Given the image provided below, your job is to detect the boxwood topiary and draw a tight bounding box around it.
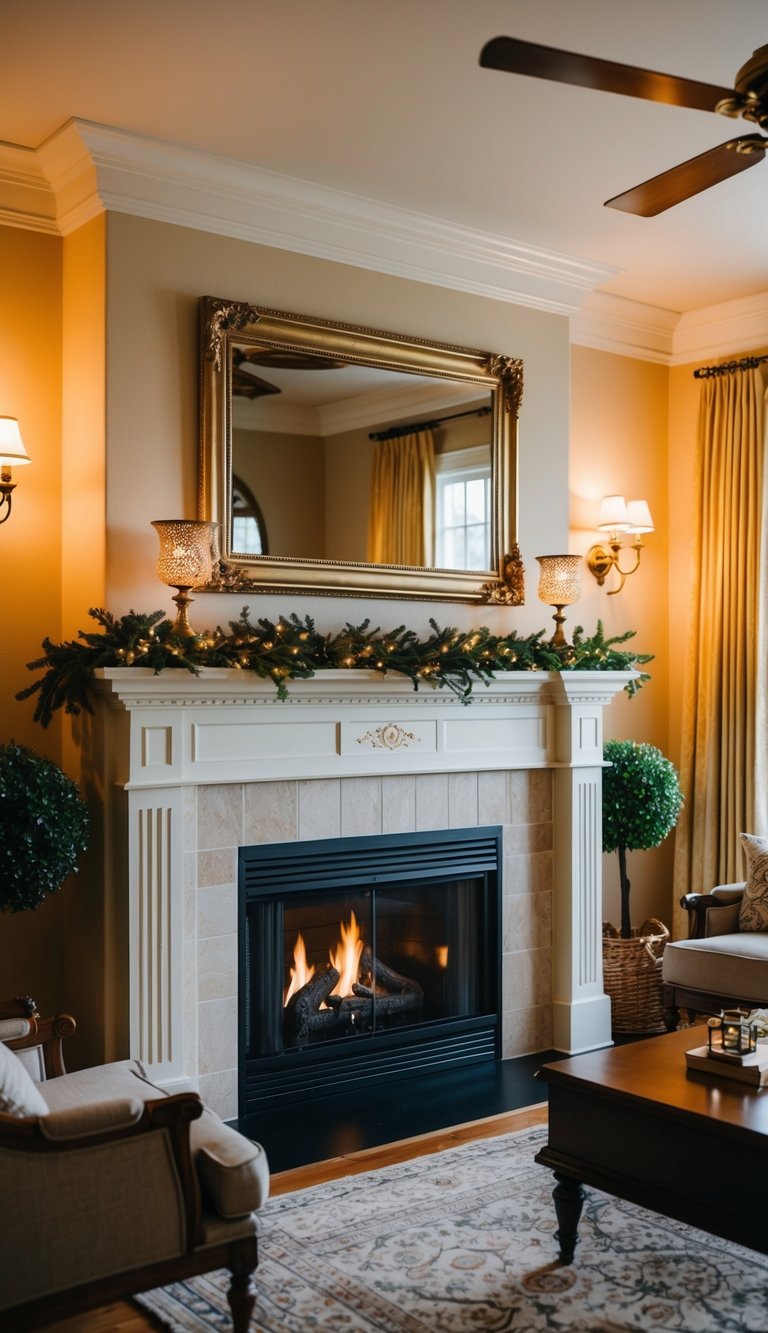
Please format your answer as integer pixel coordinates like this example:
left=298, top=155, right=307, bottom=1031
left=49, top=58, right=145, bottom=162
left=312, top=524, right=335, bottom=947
left=0, top=741, right=89, bottom=913
left=602, top=739, right=683, bottom=939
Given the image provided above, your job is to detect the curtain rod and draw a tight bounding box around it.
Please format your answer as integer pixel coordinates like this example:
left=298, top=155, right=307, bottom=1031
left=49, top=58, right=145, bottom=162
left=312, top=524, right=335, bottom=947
left=693, top=354, right=768, bottom=379
left=368, top=404, right=491, bottom=442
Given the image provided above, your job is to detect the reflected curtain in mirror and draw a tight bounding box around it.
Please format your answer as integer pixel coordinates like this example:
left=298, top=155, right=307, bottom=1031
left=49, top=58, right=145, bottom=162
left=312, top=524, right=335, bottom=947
left=367, top=430, right=435, bottom=565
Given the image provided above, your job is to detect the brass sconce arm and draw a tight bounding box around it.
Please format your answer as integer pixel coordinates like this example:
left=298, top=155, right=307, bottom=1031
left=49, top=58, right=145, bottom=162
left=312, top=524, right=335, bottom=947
left=0, top=467, right=17, bottom=525
left=0, top=417, right=31, bottom=526
left=586, top=536, right=645, bottom=595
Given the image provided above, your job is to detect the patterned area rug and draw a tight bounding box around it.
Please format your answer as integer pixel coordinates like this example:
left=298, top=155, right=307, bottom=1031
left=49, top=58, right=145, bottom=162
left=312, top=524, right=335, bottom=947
left=137, top=1125, right=768, bottom=1331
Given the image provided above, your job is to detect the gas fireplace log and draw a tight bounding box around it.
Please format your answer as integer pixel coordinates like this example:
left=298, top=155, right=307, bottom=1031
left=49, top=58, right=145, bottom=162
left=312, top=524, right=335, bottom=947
left=358, top=946, right=423, bottom=999
left=284, top=965, right=340, bottom=1043
left=351, top=988, right=421, bottom=1017
left=284, top=949, right=425, bottom=1044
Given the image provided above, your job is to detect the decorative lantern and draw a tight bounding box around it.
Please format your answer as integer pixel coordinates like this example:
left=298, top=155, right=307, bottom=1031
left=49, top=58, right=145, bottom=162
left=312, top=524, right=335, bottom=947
left=707, top=1010, right=758, bottom=1057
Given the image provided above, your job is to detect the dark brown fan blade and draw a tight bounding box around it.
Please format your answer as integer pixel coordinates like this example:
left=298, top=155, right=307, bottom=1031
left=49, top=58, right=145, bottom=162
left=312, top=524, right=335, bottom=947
left=479, top=37, right=738, bottom=113
left=605, top=136, right=766, bottom=215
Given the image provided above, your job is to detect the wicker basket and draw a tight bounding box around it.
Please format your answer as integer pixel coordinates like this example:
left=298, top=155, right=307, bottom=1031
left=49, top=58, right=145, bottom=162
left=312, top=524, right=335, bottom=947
left=602, top=917, right=670, bottom=1034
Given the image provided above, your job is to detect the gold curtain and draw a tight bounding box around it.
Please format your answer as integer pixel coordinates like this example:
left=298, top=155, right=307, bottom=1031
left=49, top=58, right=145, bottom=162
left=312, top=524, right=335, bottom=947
left=367, top=430, right=435, bottom=565
left=672, top=367, right=765, bottom=936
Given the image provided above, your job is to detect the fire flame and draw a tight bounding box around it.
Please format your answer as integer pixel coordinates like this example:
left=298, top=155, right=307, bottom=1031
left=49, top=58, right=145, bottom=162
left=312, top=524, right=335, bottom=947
left=328, top=910, right=365, bottom=999
left=284, top=911, right=365, bottom=1007
left=283, top=931, right=315, bottom=1005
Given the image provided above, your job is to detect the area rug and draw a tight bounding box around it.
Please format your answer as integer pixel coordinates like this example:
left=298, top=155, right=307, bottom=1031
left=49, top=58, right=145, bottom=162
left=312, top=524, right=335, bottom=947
left=137, top=1125, right=768, bottom=1332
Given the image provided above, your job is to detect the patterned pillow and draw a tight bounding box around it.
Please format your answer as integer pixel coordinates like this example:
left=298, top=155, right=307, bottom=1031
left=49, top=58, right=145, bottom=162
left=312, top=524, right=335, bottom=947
left=738, top=833, right=768, bottom=931
left=0, top=1038, right=49, bottom=1117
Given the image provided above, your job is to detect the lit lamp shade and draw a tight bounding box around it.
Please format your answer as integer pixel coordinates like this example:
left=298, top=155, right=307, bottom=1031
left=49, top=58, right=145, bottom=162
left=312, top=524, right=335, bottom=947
left=536, top=554, right=583, bottom=607
left=0, top=416, right=31, bottom=468
left=625, top=499, right=655, bottom=534
left=596, top=494, right=630, bottom=533
left=151, top=520, right=215, bottom=589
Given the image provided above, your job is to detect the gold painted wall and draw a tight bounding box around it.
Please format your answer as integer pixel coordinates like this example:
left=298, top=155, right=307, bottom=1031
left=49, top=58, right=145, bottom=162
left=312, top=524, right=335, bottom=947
left=569, top=345, right=672, bottom=931
left=0, top=225, right=65, bottom=1012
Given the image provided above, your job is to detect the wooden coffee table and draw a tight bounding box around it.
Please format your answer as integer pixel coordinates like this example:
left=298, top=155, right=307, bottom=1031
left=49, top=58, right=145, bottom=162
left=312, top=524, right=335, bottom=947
left=535, top=1026, right=768, bottom=1262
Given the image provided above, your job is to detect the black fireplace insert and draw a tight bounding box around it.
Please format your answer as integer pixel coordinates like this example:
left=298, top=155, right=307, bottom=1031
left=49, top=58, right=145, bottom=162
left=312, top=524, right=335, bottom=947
left=238, top=826, right=502, bottom=1118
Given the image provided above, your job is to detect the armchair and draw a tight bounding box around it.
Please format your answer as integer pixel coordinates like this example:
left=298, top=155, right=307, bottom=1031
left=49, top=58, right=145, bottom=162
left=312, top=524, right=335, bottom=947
left=661, top=882, right=768, bottom=1028
left=0, top=996, right=269, bottom=1332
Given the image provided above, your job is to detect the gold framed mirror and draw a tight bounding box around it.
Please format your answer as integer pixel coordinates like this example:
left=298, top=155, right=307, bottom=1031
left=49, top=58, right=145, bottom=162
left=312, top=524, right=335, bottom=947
left=198, top=296, right=524, bottom=603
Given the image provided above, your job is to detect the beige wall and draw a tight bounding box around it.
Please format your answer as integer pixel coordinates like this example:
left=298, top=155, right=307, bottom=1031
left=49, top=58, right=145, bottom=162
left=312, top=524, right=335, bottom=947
left=0, top=226, right=65, bottom=1013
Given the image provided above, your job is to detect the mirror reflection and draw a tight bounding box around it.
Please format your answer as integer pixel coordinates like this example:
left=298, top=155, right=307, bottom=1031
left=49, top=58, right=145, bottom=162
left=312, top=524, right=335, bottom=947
left=231, top=350, right=492, bottom=570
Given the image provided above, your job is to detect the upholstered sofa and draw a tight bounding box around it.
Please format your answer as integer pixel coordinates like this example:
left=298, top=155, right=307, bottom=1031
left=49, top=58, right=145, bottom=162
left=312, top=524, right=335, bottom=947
left=0, top=997, right=269, bottom=1332
left=662, top=882, right=768, bottom=1028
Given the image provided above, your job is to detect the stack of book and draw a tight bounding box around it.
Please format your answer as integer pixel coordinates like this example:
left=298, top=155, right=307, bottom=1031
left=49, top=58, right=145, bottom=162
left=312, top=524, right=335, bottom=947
left=685, top=1043, right=768, bottom=1087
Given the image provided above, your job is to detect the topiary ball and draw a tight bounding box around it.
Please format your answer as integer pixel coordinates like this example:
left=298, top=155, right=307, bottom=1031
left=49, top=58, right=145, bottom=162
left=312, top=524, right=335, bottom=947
left=0, top=742, right=89, bottom=913
left=602, top=738, right=683, bottom=855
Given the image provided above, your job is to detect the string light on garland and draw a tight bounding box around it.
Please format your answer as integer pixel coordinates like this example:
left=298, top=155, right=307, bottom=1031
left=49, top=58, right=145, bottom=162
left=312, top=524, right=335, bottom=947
left=16, top=607, right=652, bottom=730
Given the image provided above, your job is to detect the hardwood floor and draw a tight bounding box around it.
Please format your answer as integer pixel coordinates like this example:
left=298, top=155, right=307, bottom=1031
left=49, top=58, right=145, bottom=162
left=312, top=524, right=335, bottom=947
left=39, top=1102, right=547, bottom=1331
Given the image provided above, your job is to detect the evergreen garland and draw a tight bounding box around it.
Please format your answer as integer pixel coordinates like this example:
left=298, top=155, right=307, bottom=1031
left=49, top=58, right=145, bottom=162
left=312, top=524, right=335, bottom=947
left=16, top=607, right=653, bottom=730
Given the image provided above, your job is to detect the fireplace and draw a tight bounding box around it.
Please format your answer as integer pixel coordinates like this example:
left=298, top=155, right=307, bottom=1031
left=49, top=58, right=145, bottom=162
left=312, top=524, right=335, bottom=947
left=89, top=666, right=629, bottom=1120
left=239, top=827, right=501, bottom=1119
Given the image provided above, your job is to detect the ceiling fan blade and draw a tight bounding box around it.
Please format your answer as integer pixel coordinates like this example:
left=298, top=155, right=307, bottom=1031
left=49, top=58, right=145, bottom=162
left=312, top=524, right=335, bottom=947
left=479, top=37, right=738, bottom=113
left=604, top=136, right=766, bottom=215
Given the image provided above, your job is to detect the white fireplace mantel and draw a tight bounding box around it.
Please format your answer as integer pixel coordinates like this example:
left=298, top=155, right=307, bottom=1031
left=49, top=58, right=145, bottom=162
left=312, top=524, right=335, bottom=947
left=92, top=667, right=634, bottom=1099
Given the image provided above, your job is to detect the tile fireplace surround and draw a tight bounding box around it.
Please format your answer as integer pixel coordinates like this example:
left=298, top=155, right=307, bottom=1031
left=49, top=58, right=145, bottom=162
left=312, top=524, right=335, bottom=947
left=92, top=667, right=632, bottom=1121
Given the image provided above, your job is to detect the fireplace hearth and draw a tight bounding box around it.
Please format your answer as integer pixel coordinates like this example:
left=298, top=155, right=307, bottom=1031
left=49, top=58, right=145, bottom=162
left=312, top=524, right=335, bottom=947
left=238, top=827, right=502, bottom=1120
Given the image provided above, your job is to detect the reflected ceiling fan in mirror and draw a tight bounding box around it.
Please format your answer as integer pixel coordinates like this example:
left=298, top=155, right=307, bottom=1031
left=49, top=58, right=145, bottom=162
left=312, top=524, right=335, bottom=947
left=479, top=36, right=768, bottom=214
left=232, top=347, right=349, bottom=399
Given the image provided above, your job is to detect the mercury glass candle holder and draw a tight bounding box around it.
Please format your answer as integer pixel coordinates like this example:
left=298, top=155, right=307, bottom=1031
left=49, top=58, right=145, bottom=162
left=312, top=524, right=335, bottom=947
left=536, top=554, right=583, bottom=648
left=151, top=519, right=216, bottom=638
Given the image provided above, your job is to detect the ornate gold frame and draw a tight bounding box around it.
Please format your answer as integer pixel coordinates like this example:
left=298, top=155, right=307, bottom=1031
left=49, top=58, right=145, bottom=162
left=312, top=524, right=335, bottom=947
left=198, top=296, right=524, bottom=603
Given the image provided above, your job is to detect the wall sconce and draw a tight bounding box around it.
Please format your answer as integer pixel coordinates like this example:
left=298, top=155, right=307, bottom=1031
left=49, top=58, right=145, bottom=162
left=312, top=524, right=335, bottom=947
left=586, top=494, right=654, bottom=595
left=536, top=554, right=583, bottom=648
left=0, top=417, right=31, bottom=525
left=151, top=519, right=217, bottom=638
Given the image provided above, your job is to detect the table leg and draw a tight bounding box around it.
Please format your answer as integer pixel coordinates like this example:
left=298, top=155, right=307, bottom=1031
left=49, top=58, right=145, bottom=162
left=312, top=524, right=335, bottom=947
left=552, top=1171, right=586, bottom=1263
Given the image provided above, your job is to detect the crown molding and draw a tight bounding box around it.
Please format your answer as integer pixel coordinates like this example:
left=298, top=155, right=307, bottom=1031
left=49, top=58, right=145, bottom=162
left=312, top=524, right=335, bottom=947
left=0, top=141, right=58, bottom=232
left=670, top=290, right=768, bottom=365
left=570, top=292, right=678, bottom=364
left=3, top=118, right=618, bottom=314
left=571, top=288, right=768, bottom=365
left=2, top=119, right=766, bottom=363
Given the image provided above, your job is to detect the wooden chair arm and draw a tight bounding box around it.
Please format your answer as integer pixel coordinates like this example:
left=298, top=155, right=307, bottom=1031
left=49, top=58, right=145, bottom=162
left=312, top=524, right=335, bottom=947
left=5, top=1012, right=76, bottom=1078
left=679, top=889, right=744, bottom=940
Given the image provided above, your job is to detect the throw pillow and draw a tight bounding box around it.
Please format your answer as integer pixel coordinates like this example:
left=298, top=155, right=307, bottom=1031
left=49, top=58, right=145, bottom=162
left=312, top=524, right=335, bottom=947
left=0, top=1038, right=49, bottom=1117
left=738, top=832, right=768, bottom=932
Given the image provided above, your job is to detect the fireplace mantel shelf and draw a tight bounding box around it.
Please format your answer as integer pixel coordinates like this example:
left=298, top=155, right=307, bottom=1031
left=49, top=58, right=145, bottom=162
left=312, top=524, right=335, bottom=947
left=94, top=667, right=635, bottom=708
left=93, top=668, right=634, bottom=789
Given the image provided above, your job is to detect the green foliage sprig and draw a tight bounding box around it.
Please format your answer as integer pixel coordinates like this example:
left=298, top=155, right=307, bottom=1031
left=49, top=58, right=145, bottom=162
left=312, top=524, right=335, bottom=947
left=17, top=607, right=653, bottom=730
left=0, top=742, right=90, bottom=913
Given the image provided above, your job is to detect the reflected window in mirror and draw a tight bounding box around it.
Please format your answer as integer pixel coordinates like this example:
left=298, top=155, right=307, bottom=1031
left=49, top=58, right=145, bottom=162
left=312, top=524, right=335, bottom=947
left=232, top=475, right=268, bottom=555
left=435, top=445, right=491, bottom=570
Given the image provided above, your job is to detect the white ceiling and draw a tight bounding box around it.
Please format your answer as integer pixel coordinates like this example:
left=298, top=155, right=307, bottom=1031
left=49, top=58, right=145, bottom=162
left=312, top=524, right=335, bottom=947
left=3, top=0, right=768, bottom=313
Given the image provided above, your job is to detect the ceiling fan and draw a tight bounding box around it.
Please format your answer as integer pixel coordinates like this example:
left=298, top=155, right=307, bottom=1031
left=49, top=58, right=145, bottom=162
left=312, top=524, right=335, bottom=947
left=479, top=36, right=768, bottom=214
